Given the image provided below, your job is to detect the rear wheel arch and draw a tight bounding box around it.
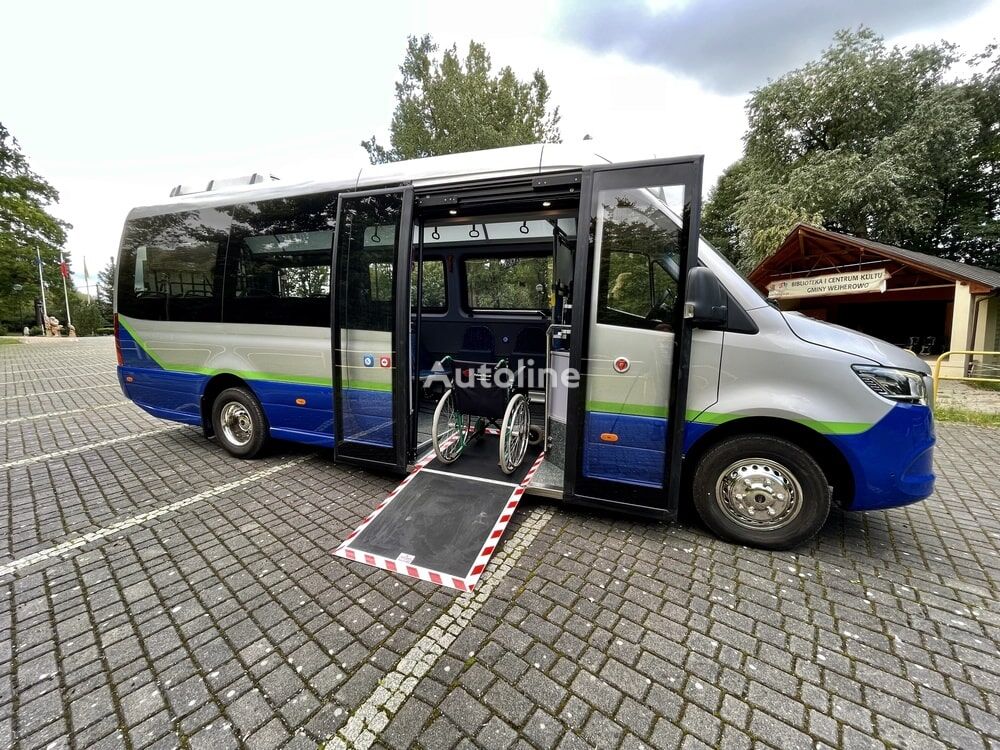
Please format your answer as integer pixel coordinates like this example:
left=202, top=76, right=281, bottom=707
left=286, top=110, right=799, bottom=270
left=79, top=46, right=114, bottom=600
left=200, top=374, right=259, bottom=437
left=683, top=416, right=855, bottom=509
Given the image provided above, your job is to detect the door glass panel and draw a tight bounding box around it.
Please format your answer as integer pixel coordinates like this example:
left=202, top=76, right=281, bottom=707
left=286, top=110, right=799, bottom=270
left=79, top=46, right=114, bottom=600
left=335, top=194, right=402, bottom=448
left=582, top=182, right=686, bottom=490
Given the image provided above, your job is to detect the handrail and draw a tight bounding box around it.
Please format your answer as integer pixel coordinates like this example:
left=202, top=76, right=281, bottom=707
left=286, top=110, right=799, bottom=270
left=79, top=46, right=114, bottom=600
left=931, top=350, right=1000, bottom=406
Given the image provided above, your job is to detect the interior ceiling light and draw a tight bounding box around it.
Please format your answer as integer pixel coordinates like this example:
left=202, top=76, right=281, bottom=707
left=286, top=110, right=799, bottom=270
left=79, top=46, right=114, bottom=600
left=448, top=209, right=458, bottom=215
left=542, top=201, right=552, bottom=207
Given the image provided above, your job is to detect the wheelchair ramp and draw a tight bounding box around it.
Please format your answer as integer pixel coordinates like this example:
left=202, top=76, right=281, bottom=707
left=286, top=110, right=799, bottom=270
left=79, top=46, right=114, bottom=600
left=334, top=437, right=544, bottom=592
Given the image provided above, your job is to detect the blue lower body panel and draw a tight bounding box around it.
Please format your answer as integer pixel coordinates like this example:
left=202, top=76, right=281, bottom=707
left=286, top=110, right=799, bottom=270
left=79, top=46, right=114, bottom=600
left=341, top=388, right=393, bottom=447
left=119, top=368, right=207, bottom=426
left=582, top=412, right=714, bottom=488
left=829, top=403, right=935, bottom=510
left=117, top=366, right=394, bottom=449
left=245, top=380, right=336, bottom=447
left=582, top=404, right=935, bottom=512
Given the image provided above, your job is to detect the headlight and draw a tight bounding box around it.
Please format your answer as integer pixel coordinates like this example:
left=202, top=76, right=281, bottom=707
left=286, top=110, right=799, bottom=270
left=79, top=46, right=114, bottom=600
left=852, top=366, right=927, bottom=404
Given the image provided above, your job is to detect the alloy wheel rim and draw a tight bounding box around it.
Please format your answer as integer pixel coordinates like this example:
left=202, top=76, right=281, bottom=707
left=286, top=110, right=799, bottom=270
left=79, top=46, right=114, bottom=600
left=220, top=402, right=253, bottom=447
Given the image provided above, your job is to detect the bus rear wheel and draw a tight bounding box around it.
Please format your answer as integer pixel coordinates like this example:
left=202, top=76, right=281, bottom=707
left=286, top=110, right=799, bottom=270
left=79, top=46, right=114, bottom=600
left=211, top=387, right=269, bottom=458
left=692, top=434, right=830, bottom=550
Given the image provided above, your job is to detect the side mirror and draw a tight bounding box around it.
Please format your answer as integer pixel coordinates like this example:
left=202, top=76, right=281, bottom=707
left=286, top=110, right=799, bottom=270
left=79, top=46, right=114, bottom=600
left=684, top=267, right=728, bottom=328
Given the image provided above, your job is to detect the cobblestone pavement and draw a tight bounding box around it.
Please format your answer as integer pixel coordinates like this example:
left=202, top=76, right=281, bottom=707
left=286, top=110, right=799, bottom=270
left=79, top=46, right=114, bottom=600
left=2, top=338, right=1000, bottom=750
left=934, top=380, right=1000, bottom=414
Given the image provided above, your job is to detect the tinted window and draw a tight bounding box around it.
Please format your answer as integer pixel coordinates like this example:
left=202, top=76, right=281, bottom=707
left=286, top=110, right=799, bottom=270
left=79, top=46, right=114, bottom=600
left=411, top=259, right=447, bottom=312
left=464, top=256, right=551, bottom=311
left=224, top=193, right=337, bottom=326
left=337, top=218, right=397, bottom=331
left=117, top=208, right=231, bottom=322
left=595, top=189, right=680, bottom=330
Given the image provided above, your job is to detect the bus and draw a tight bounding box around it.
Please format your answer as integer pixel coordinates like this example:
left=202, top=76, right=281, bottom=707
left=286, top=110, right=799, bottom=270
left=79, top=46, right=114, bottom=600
left=114, top=143, right=935, bottom=550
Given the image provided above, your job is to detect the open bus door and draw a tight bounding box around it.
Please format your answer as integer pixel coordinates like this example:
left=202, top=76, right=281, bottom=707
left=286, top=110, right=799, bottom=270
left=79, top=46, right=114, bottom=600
left=331, top=187, right=414, bottom=473
left=564, top=157, right=704, bottom=520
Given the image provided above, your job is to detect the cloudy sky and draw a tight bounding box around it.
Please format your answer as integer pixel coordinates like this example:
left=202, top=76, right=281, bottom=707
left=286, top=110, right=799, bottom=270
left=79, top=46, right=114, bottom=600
left=3, top=0, right=998, bottom=291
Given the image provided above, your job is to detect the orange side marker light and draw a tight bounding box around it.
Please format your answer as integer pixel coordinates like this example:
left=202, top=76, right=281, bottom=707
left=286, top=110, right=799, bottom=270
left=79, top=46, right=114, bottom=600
left=295, top=398, right=307, bottom=406
left=599, top=433, right=619, bottom=443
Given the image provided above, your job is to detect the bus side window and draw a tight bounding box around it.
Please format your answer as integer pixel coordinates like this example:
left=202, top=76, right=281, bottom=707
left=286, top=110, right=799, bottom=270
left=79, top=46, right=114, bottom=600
left=224, top=193, right=338, bottom=326
left=410, top=259, right=447, bottom=313
left=117, top=208, right=231, bottom=322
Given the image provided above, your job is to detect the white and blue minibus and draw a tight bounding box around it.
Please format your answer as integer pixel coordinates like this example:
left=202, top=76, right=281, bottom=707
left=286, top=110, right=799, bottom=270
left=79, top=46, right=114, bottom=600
left=114, top=144, right=935, bottom=549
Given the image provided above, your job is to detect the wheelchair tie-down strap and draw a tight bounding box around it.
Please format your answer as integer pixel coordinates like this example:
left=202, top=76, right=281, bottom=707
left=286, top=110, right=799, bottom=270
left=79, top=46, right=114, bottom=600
left=332, top=444, right=545, bottom=592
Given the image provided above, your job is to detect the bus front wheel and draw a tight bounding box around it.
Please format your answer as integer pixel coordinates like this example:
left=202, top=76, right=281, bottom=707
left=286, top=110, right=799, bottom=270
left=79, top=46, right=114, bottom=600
left=211, top=387, right=269, bottom=458
left=692, top=434, right=830, bottom=550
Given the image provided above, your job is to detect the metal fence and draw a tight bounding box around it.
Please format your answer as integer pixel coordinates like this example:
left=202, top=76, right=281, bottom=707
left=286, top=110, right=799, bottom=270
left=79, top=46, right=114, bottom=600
left=932, top=350, right=1000, bottom=406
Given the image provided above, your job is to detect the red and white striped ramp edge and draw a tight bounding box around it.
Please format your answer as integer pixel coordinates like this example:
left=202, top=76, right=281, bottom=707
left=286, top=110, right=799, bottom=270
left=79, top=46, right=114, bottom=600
left=333, top=447, right=546, bottom=592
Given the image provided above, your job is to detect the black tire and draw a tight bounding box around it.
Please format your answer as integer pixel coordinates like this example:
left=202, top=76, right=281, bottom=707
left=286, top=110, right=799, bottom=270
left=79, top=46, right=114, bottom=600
left=691, top=434, right=830, bottom=550
left=211, top=387, right=269, bottom=458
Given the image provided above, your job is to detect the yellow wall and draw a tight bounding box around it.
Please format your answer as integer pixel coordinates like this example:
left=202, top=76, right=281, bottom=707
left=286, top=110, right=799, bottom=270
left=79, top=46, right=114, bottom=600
left=941, top=284, right=1000, bottom=377
left=942, top=282, right=973, bottom=377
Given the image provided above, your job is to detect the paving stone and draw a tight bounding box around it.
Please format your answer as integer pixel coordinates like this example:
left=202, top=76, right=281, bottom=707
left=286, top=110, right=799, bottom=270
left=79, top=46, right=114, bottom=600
left=4, top=341, right=1000, bottom=750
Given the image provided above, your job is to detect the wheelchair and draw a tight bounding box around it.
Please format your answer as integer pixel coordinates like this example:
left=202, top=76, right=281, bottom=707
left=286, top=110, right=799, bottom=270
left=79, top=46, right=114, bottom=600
left=431, top=357, right=530, bottom=474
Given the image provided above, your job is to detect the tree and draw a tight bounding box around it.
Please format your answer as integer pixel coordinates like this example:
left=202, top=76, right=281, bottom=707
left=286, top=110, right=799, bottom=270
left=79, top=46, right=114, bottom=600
left=96, top=257, right=116, bottom=323
left=703, top=28, right=1000, bottom=271
left=700, top=160, right=755, bottom=270
left=362, top=35, right=561, bottom=164
left=0, top=122, right=73, bottom=327
left=69, top=293, right=105, bottom=336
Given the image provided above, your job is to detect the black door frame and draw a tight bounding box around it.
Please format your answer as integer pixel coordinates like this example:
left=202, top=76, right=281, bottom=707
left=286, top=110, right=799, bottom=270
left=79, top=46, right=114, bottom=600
left=563, top=157, right=704, bottom=520
left=331, top=186, right=414, bottom=473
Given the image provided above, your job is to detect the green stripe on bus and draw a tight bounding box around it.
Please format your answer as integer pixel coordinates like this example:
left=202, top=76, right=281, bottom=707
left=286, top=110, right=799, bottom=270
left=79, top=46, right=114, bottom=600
left=119, top=319, right=397, bottom=391
left=586, top=401, right=872, bottom=436
left=117, top=317, right=169, bottom=369
left=342, top=379, right=392, bottom=392
left=585, top=400, right=668, bottom=418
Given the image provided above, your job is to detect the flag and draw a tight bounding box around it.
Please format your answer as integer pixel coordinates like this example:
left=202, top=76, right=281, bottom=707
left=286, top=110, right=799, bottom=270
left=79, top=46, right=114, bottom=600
left=59, top=257, right=69, bottom=279
left=83, top=257, right=90, bottom=285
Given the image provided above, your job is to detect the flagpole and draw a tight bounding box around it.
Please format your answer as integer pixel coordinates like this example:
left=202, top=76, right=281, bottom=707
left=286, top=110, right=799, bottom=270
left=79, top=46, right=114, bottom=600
left=60, top=250, right=73, bottom=330
left=36, top=246, right=49, bottom=334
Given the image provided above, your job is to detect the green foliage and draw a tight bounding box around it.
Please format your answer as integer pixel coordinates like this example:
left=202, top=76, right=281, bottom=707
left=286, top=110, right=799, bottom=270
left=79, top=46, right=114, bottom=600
left=933, top=405, right=1000, bottom=427
left=0, top=122, right=74, bottom=325
left=412, top=260, right=446, bottom=310
left=362, top=35, right=561, bottom=164
left=703, top=28, right=1000, bottom=272
left=96, top=257, right=116, bottom=322
left=68, top=294, right=105, bottom=336
left=465, top=256, right=551, bottom=310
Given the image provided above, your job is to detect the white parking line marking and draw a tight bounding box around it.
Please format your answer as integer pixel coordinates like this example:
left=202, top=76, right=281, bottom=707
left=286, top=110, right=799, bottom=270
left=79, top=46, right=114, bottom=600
left=0, top=361, right=112, bottom=375
left=0, top=425, right=185, bottom=470
left=0, top=401, right=130, bottom=427
left=1, top=384, right=118, bottom=401
left=330, top=506, right=554, bottom=749
left=0, top=370, right=118, bottom=386
left=0, top=455, right=312, bottom=578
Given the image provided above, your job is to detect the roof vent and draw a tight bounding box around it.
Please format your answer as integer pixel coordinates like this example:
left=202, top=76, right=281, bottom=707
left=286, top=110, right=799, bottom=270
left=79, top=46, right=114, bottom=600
left=169, top=173, right=279, bottom=197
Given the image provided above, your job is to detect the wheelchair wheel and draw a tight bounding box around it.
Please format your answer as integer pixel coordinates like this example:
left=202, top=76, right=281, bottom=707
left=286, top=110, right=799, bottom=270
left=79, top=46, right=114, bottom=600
left=432, top=389, right=472, bottom=464
left=499, top=393, right=530, bottom=474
